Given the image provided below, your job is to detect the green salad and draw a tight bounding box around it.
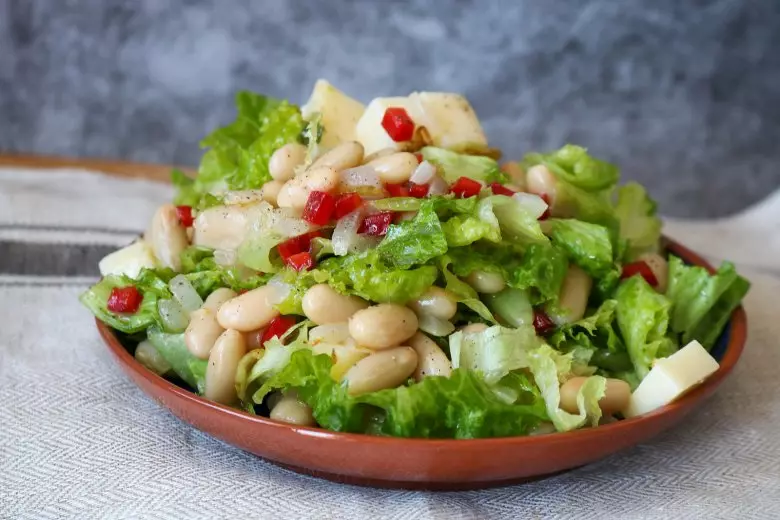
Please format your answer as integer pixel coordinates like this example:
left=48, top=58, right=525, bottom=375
left=82, top=80, right=750, bottom=439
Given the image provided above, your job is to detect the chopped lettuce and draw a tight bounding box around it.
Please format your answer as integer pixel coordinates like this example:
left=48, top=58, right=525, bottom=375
left=377, top=200, right=448, bottom=268
left=549, top=219, right=614, bottom=277
left=251, top=349, right=547, bottom=438
left=507, top=243, right=568, bottom=305
left=438, top=255, right=497, bottom=323
left=483, top=288, right=533, bottom=328
left=666, top=257, right=750, bottom=349
left=147, top=326, right=208, bottom=394
left=524, top=144, right=618, bottom=191
left=487, top=195, right=549, bottom=247
left=420, top=147, right=508, bottom=184
left=615, top=275, right=676, bottom=379
left=449, top=325, right=542, bottom=384
left=615, top=183, right=662, bottom=261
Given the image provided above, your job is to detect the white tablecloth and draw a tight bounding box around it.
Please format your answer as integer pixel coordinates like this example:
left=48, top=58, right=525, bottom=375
left=2, top=167, right=778, bottom=520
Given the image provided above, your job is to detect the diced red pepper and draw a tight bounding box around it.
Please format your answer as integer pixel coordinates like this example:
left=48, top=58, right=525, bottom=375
left=532, top=309, right=556, bottom=336
left=490, top=182, right=515, bottom=197
left=334, top=192, right=364, bottom=219
left=408, top=182, right=430, bottom=198
left=385, top=183, right=410, bottom=198
left=450, top=176, right=482, bottom=198
left=414, top=152, right=423, bottom=163
left=538, top=193, right=551, bottom=220
left=381, top=107, right=415, bottom=142
left=285, top=251, right=314, bottom=271
left=261, top=316, right=298, bottom=345
left=277, top=231, right=322, bottom=260
left=621, top=261, right=658, bottom=287
left=175, top=205, right=194, bottom=227
left=358, top=211, right=394, bottom=236
left=302, top=190, right=336, bottom=225
left=107, top=286, right=143, bottom=314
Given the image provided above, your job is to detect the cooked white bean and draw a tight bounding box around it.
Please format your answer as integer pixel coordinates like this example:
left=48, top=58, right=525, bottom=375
left=408, top=287, right=458, bottom=320
left=310, top=141, right=364, bottom=171
left=554, top=264, right=592, bottom=324
left=501, top=161, right=526, bottom=189
left=526, top=164, right=557, bottom=203
left=362, top=147, right=398, bottom=163
left=134, top=340, right=171, bottom=375
left=459, top=323, right=488, bottom=334
left=184, top=308, right=225, bottom=359
left=244, top=328, right=266, bottom=350
left=147, top=204, right=189, bottom=271
left=203, top=288, right=238, bottom=313
left=464, top=270, right=506, bottom=294
left=366, top=152, right=419, bottom=184
left=217, top=285, right=281, bottom=332
left=344, top=346, right=418, bottom=396
left=193, top=202, right=271, bottom=251
left=639, top=253, right=669, bottom=293
left=269, top=142, right=306, bottom=181
left=348, top=304, right=419, bottom=349
left=302, top=284, right=369, bottom=325
left=204, top=329, right=246, bottom=405
left=222, top=190, right=264, bottom=206
left=408, top=332, right=452, bottom=381
left=260, top=180, right=285, bottom=207
left=560, top=376, right=630, bottom=416
left=309, top=322, right=351, bottom=345
left=276, top=166, right=340, bottom=212
left=269, top=392, right=316, bottom=426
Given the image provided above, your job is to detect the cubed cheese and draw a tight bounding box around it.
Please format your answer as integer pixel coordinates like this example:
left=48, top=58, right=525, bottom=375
left=623, top=340, right=720, bottom=418
left=98, top=240, right=159, bottom=279
left=410, top=92, right=488, bottom=151
left=301, top=80, right=365, bottom=149
left=355, top=96, right=426, bottom=156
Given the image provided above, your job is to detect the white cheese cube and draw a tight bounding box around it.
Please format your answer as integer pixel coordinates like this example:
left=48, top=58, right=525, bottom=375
left=98, top=240, right=159, bottom=279
left=355, top=96, right=426, bottom=156
left=410, top=92, right=488, bottom=151
left=623, top=340, right=720, bottom=418
left=301, top=80, right=365, bottom=149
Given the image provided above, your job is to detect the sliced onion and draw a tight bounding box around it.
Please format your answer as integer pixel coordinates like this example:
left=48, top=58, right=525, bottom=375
left=409, top=160, right=437, bottom=184
left=309, top=323, right=351, bottom=345
left=158, top=299, right=190, bottom=332
left=273, top=214, right=313, bottom=238
left=214, top=249, right=237, bottom=267
left=512, top=192, right=548, bottom=219
left=267, top=275, right=292, bottom=305
left=223, top=190, right=264, bottom=206
left=169, top=274, right=203, bottom=313
left=332, top=209, right=363, bottom=256
left=340, top=165, right=382, bottom=191
left=134, top=340, right=172, bottom=375
left=427, top=174, right=449, bottom=196
left=417, top=314, right=456, bottom=337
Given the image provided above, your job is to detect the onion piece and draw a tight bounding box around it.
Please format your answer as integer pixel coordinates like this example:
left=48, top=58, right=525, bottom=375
left=427, top=174, right=449, bottom=196
left=267, top=275, right=292, bottom=305
left=332, top=209, right=363, bottom=256
left=134, top=340, right=172, bottom=375
left=169, top=274, right=203, bottom=313
left=340, top=165, right=382, bottom=191
left=214, top=249, right=237, bottom=267
left=409, top=161, right=437, bottom=184
left=158, top=299, right=190, bottom=332
left=309, top=323, right=351, bottom=345
left=223, top=190, right=264, bottom=206
left=512, top=192, right=548, bottom=219
left=417, top=314, right=456, bottom=337
left=273, top=214, right=313, bottom=238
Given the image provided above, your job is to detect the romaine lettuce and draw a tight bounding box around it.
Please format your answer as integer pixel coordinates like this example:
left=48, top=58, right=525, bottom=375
left=549, top=219, right=614, bottom=277
left=376, top=200, right=448, bottom=268
left=420, top=147, right=508, bottom=184
left=615, top=182, right=662, bottom=261
left=507, top=243, right=568, bottom=305
left=147, top=326, right=208, bottom=393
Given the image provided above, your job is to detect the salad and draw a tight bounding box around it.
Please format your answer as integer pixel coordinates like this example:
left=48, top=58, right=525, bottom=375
left=81, top=80, right=750, bottom=439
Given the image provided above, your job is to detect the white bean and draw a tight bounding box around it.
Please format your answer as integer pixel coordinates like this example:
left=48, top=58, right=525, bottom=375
left=526, top=164, right=558, bottom=204
left=269, top=142, right=306, bottom=181
left=501, top=161, right=526, bottom=190
left=203, top=288, right=238, bottom=313
left=276, top=166, right=340, bottom=212
left=459, top=323, right=488, bottom=334
left=408, top=287, right=457, bottom=320
left=639, top=253, right=669, bottom=293
left=464, top=270, right=506, bottom=294
left=184, top=308, right=225, bottom=359
left=147, top=204, right=188, bottom=270
left=560, top=377, right=630, bottom=416
left=309, top=322, right=351, bottom=345
left=554, top=264, right=592, bottom=324
left=260, top=180, right=285, bottom=207
left=310, top=141, right=364, bottom=171
left=269, top=392, right=316, bottom=426
left=344, top=346, right=418, bottom=396
left=217, top=285, right=281, bottom=332
left=348, top=304, right=419, bottom=349
left=366, top=152, right=419, bottom=184
left=408, top=332, right=452, bottom=381
left=192, top=202, right=272, bottom=251
left=205, top=329, right=246, bottom=405
left=302, top=284, right=369, bottom=325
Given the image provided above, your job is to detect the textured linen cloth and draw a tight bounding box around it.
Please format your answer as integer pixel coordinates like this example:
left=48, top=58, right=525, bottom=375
left=1, top=167, right=779, bottom=520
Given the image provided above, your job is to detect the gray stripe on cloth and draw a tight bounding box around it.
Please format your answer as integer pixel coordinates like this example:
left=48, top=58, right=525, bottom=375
left=0, top=223, right=142, bottom=235
left=0, top=240, right=112, bottom=276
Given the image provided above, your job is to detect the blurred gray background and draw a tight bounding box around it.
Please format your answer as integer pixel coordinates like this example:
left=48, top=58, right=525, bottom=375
left=1, top=0, right=779, bottom=218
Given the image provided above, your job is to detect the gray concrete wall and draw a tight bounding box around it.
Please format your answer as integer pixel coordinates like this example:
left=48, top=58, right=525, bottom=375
left=1, top=0, right=778, bottom=217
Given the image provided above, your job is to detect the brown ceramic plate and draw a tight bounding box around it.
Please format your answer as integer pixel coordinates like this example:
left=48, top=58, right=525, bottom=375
left=98, top=238, right=747, bottom=490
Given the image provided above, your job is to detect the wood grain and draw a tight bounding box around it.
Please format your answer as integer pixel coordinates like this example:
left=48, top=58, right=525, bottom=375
left=0, top=153, right=193, bottom=183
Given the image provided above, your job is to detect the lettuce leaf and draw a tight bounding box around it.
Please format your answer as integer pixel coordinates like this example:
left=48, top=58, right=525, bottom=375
left=615, top=183, right=662, bottom=261
left=524, top=144, right=619, bottom=191
left=449, top=325, right=542, bottom=384
left=666, top=256, right=750, bottom=349
left=376, top=200, right=448, bottom=268
left=615, top=275, right=676, bottom=379
left=437, top=255, right=497, bottom=323
left=147, top=326, right=208, bottom=393
left=549, top=219, right=614, bottom=277
left=507, top=243, right=568, bottom=305
left=420, top=147, right=508, bottom=184
left=252, top=349, right=547, bottom=438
